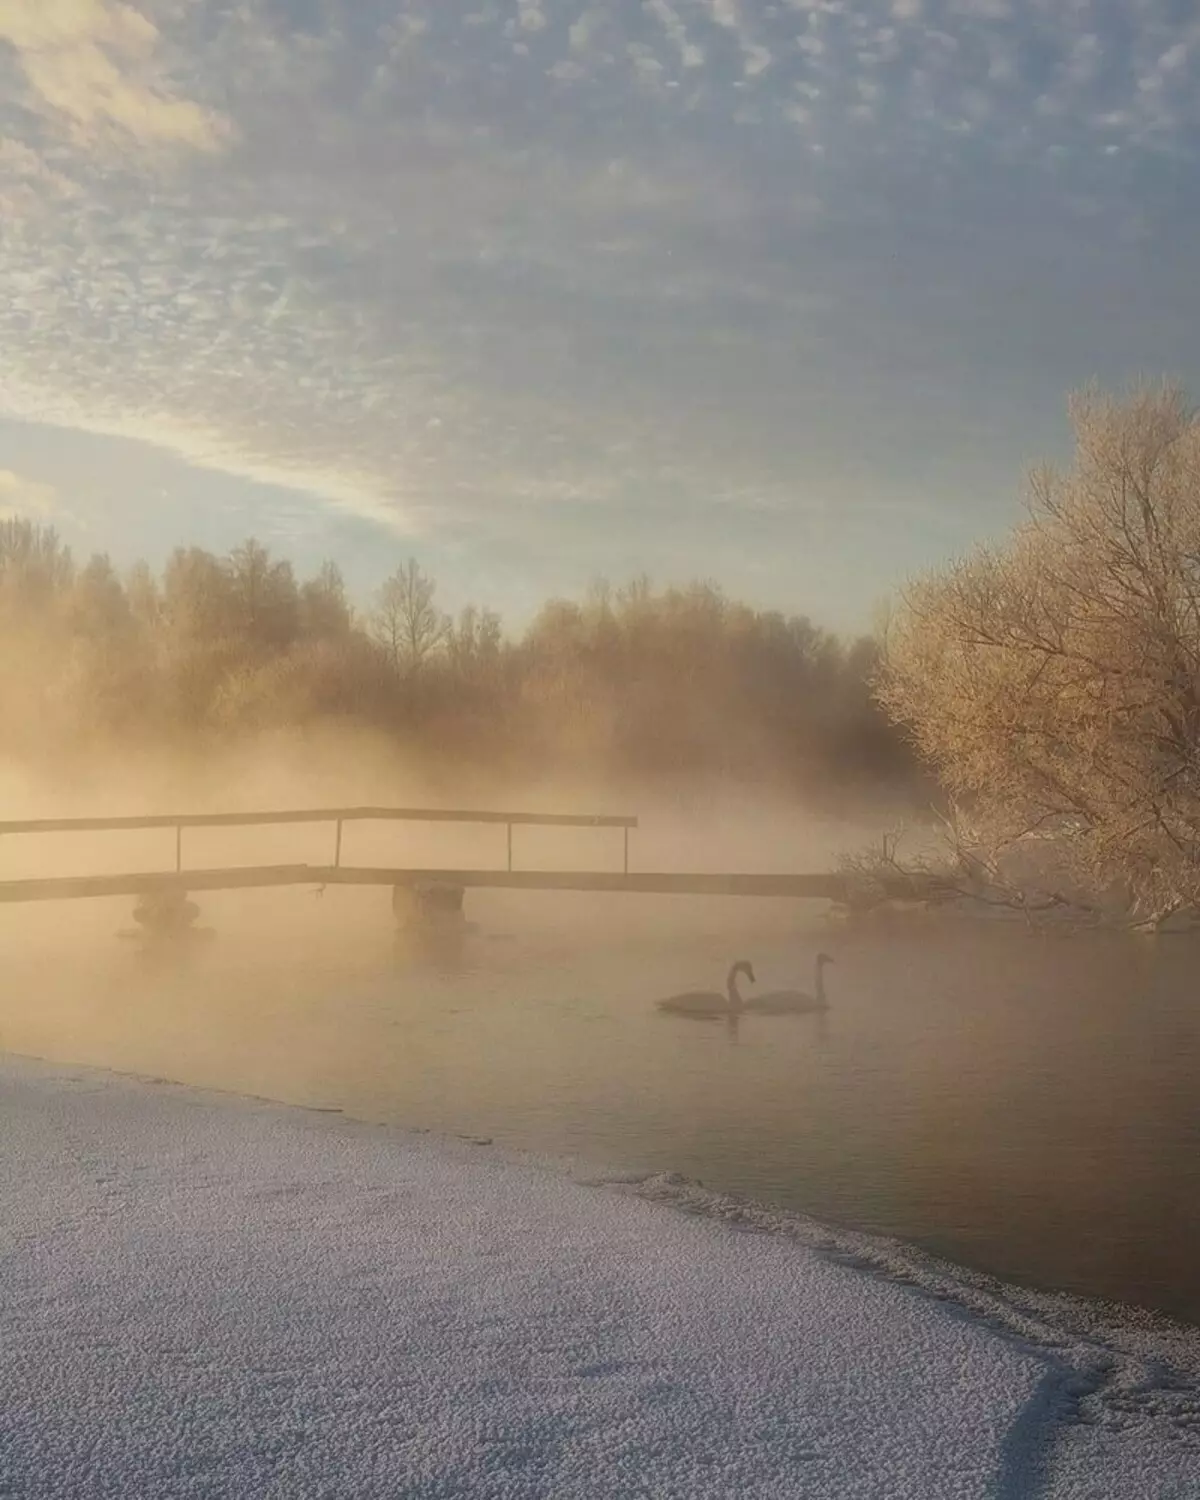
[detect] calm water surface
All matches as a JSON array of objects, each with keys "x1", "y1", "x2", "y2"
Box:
[{"x1": 3, "y1": 889, "x2": 1199, "y2": 1326}]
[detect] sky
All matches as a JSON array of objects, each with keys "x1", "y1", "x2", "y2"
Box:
[{"x1": 1, "y1": 0, "x2": 1198, "y2": 633}]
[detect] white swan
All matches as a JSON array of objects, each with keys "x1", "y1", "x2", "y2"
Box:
[
  {"x1": 657, "y1": 960, "x2": 755, "y2": 1018},
  {"x1": 745, "y1": 952, "x2": 833, "y2": 1014}
]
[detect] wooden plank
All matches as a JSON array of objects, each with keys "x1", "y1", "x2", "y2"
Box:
[
  {"x1": 0, "y1": 865, "x2": 319, "y2": 903},
  {"x1": 0, "y1": 864, "x2": 850, "y2": 904},
  {"x1": 0, "y1": 807, "x2": 638, "y2": 836},
  {"x1": 335, "y1": 868, "x2": 852, "y2": 900}
]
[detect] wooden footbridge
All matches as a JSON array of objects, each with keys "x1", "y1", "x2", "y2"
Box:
[{"x1": 0, "y1": 805, "x2": 928, "y2": 933}]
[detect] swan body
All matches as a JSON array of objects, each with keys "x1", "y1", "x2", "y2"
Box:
[
  {"x1": 745, "y1": 952, "x2": 833, "y2": 1014},
  {"x1": 657, "y1": 960, "x2": 755, "y2": 1017}
]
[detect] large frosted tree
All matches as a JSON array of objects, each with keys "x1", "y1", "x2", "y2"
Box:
[{"x1": 880, "y1": 385, "x2": 1200, "y2": 925}]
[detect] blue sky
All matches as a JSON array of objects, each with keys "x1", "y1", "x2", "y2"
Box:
[{"x1": 1, "y1": 0, "x2": 1198, "y2": 633}]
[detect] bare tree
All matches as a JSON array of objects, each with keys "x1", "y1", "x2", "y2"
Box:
[
  {"x1": 880, "y1": 382, "x2": 1200, "y2": 927},
  {"x1": 225, "y1": 538, "x2": 299, "y2": 651},
  {"x1": 0, "y1": 519, "x2": 73, "y2": 606},
  {"x1": 70, "y1": 554, "x2": 133, "y2": 638},
  {"x1": 447, "y1": 604, "x2": 502, "y2": 679},
  {"x1": 369, "y1": 558, "x2": 448, "y2": 677},
  {"x1": 162, "y1": 546, "x2": 235, "y2": 642},
  {"x1": 300, "y1": 560, "x2": 352, "y2": 638}
]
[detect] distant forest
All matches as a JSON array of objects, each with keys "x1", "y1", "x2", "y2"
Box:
[{"x1": 0, "y1": 519, "x2": 920, "y2": 799}]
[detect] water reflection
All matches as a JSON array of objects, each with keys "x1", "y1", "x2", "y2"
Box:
[
  {"x1": 1, "y1": 894, "x2": 1199, "y2": 1326},
  {"x1": 655, "y1": 1008, "x2": 831, "y2": 1048}
]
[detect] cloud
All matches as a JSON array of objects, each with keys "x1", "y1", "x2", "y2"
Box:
[
  {"x1": 743, "y1": 42, "x2": 772, "y2": 77},
  {"x1": 645, "y1": 0, "x2": 705, "y2": 71},
  {"x1": 517, "y1": 0, "x2": 548, "y2": 34},
  {"x1": 0, "y1": 470, "x2": 58, "y2": 521},
  {"x1": 1061, "y1": 32, "x2": 1102, "y2": 92},
  {"x1": 0, "y1": 0, "x2": 1199, "y2": 562},
  {"x1": 0, "y1": 138, "x2": 78, "y2": 215},
  {"x1": 0, "y1": 0, "x2": 228, "y2": 154},
  {"x1": 706, "y1": 0, "x2": 773, "y2": 80},
  {"x1": 948, "y1": 0, "x2": 1011, "y2": 18},
  {"x1": 0, "y1": 349, "x2": 426, "y2": 536},
  {"x1": 569, "y1": 10, "x2": 603, "y2": 54}
]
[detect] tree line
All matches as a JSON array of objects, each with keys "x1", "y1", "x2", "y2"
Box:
[{"x1": 0, "y1": 520, "x2": 917, "y2": 797}]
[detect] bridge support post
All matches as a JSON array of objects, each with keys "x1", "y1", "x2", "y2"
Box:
[
  {"x1": 131, "y1": 888, "x2": 202, "y2": 939},
  {"x1": 392, "y1": 881, "x2": 467, "y2": 933}
]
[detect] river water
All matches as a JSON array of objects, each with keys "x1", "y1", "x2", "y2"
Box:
[{"x1": 2, "y1": 883, "x2": 1199, "y2": 1327}]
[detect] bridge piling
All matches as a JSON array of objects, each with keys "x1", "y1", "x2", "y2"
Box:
[{"x1": 393, "y1": 881, "x2": 468, "y2": 934}]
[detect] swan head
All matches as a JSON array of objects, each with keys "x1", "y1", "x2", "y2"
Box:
[
  {"x1": 731, "y1": 959, "x2": 756, "y2": 985},
  {"x1": 816, "y1": 951, "x2": 834, "y2": 967}
]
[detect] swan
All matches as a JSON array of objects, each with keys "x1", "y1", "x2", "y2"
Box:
[
  {"x1": 657, "y1": 960, "x2": 755, "y2": 1018},
  {"x1": 745, "y1": 952, "x2": 834, "y2": 1014}
]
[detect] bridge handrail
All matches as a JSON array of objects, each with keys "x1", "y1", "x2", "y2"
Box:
[
  {"x1": 0, "y1": 805, "x2": 638, "y2": 877},
  {"x1": 0, "y1": 807, "x2": 638, "y2": 835}
]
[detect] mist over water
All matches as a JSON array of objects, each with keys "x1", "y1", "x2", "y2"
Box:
[{"x1": 2, "y1": 753, "x2": 1199, "y2": 1330}]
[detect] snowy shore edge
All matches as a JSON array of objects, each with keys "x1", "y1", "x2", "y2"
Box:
[{"x1": 2, "y1": 1053, "x2": 1197, "y2": 1498}]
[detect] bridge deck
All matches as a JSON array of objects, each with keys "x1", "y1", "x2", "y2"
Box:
[
  {"x1": 0, "y1": 866, "x2": 851, "y2": 905},
  {"x1": 0, "y1": 806, "x2": 946, "y2": 908}
]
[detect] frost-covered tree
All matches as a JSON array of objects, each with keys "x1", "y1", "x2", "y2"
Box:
[
  {"x1": 880, "y1": 384, "x2": 1200, "y2": 925},
  {"x1": 369, "y1": 558, "x2": 448, "y2": 678}
]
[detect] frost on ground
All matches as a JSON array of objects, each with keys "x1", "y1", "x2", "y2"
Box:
[{"x1": 1, "y1": 1057, "x2": 1197, "y2": 1499}]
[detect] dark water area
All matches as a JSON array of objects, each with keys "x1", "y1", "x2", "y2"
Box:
[{"x1": 3, "y1": 889, "x2": 1200, "y2": 1327}]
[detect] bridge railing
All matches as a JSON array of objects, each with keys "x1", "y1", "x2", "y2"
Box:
[{"x1": 0, "y1": 807, "x2": 638, "y2": 878}]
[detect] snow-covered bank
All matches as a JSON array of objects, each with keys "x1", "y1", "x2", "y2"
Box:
[{"x1": 1, "y1": 1057, "x2": 1196, "y2": 1498}]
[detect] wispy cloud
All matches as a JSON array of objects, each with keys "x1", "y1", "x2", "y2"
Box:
[
  {"x1": 0, "y1": 469, "x2": 58, "y2": 521},
  {"x1": 706, "y1": 0, "x2": 773, "y2": 79},
  {"x1": 645, "y1": 0, "x2": 705, "y2": 71},
  {"x1": 0, "y1": 0, "x2": 1198, "y2": 572},
  {"x1": 0, "y1": 0, "x2": 228, "y2": 154}
]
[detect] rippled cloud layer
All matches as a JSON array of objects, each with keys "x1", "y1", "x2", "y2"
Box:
[{"x1": 1, "y1": 0, "x2": 1198, "y2": 558}]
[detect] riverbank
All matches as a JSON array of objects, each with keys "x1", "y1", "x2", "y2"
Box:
[{"x1": 2, "y1": 1054, "x2": 1196, "y2": 1497}]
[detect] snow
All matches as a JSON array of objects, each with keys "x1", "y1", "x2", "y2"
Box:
[{"x1": 1, "y1": 1057, "x2": 1197, "y2": 1498}]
